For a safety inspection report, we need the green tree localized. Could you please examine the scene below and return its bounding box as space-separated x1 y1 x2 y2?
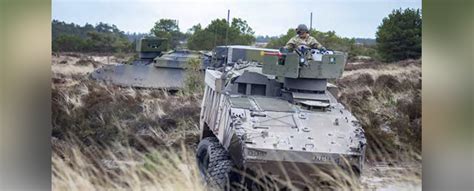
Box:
188 24 202 34
52 34 86 52
229 18 255 45
376 8 422 62
187 18 256 50
86 31 115 52
52 20 133 53
150 19 182 49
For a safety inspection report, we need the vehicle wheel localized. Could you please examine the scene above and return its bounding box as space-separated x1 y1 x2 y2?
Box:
196 137 236 189
351 165 361 178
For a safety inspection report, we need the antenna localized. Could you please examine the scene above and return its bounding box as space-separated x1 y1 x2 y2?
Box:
221 10 231 79
213 24 217 48
310 12 313 31
225 9 230 47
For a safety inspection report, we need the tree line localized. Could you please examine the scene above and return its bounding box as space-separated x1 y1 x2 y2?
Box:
149 18 255 50
52 20 133 53
53 8 421 62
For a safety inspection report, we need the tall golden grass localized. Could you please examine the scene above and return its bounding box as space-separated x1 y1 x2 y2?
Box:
52 142 205 191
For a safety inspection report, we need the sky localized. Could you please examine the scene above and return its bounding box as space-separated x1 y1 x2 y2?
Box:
52 0 421 38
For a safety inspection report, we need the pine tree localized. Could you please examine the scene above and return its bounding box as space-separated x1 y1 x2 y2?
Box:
376 8 422 62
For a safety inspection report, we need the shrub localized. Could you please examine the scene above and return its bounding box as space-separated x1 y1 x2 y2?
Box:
183 58 204 95
376 8 422 62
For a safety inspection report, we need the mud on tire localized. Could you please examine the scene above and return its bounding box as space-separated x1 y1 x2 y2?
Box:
196 137 236 189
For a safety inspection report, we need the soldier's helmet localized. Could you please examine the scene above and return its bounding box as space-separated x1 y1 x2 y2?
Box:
296 24 309 33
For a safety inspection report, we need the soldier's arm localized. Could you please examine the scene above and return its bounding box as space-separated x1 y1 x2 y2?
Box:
284 37 296 50
310 38 323 49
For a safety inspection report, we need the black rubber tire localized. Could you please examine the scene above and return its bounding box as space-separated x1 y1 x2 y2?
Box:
196 137 236 190
351 165 362 178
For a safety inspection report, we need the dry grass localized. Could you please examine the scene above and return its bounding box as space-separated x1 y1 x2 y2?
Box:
52 142 205 191
52 138 420 190
52 138 367 190
337 59 422 158
52 81 201 148
52 52 206 189
51 53 421 190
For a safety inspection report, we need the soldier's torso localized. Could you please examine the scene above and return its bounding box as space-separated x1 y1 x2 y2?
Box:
289 35 316 46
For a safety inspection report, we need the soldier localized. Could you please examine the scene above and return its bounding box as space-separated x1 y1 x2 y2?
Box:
285 24 326 51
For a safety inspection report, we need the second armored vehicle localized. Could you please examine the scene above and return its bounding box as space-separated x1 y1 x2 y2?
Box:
92 37 210 89
196 46 366 189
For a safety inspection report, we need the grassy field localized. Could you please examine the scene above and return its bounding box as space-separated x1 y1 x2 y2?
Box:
51 53 421 190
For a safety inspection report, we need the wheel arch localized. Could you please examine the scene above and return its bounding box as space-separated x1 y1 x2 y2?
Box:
200 122 216 140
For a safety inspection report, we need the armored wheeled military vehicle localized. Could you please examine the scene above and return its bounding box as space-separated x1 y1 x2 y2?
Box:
196 45 366 189
92 37 210 89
